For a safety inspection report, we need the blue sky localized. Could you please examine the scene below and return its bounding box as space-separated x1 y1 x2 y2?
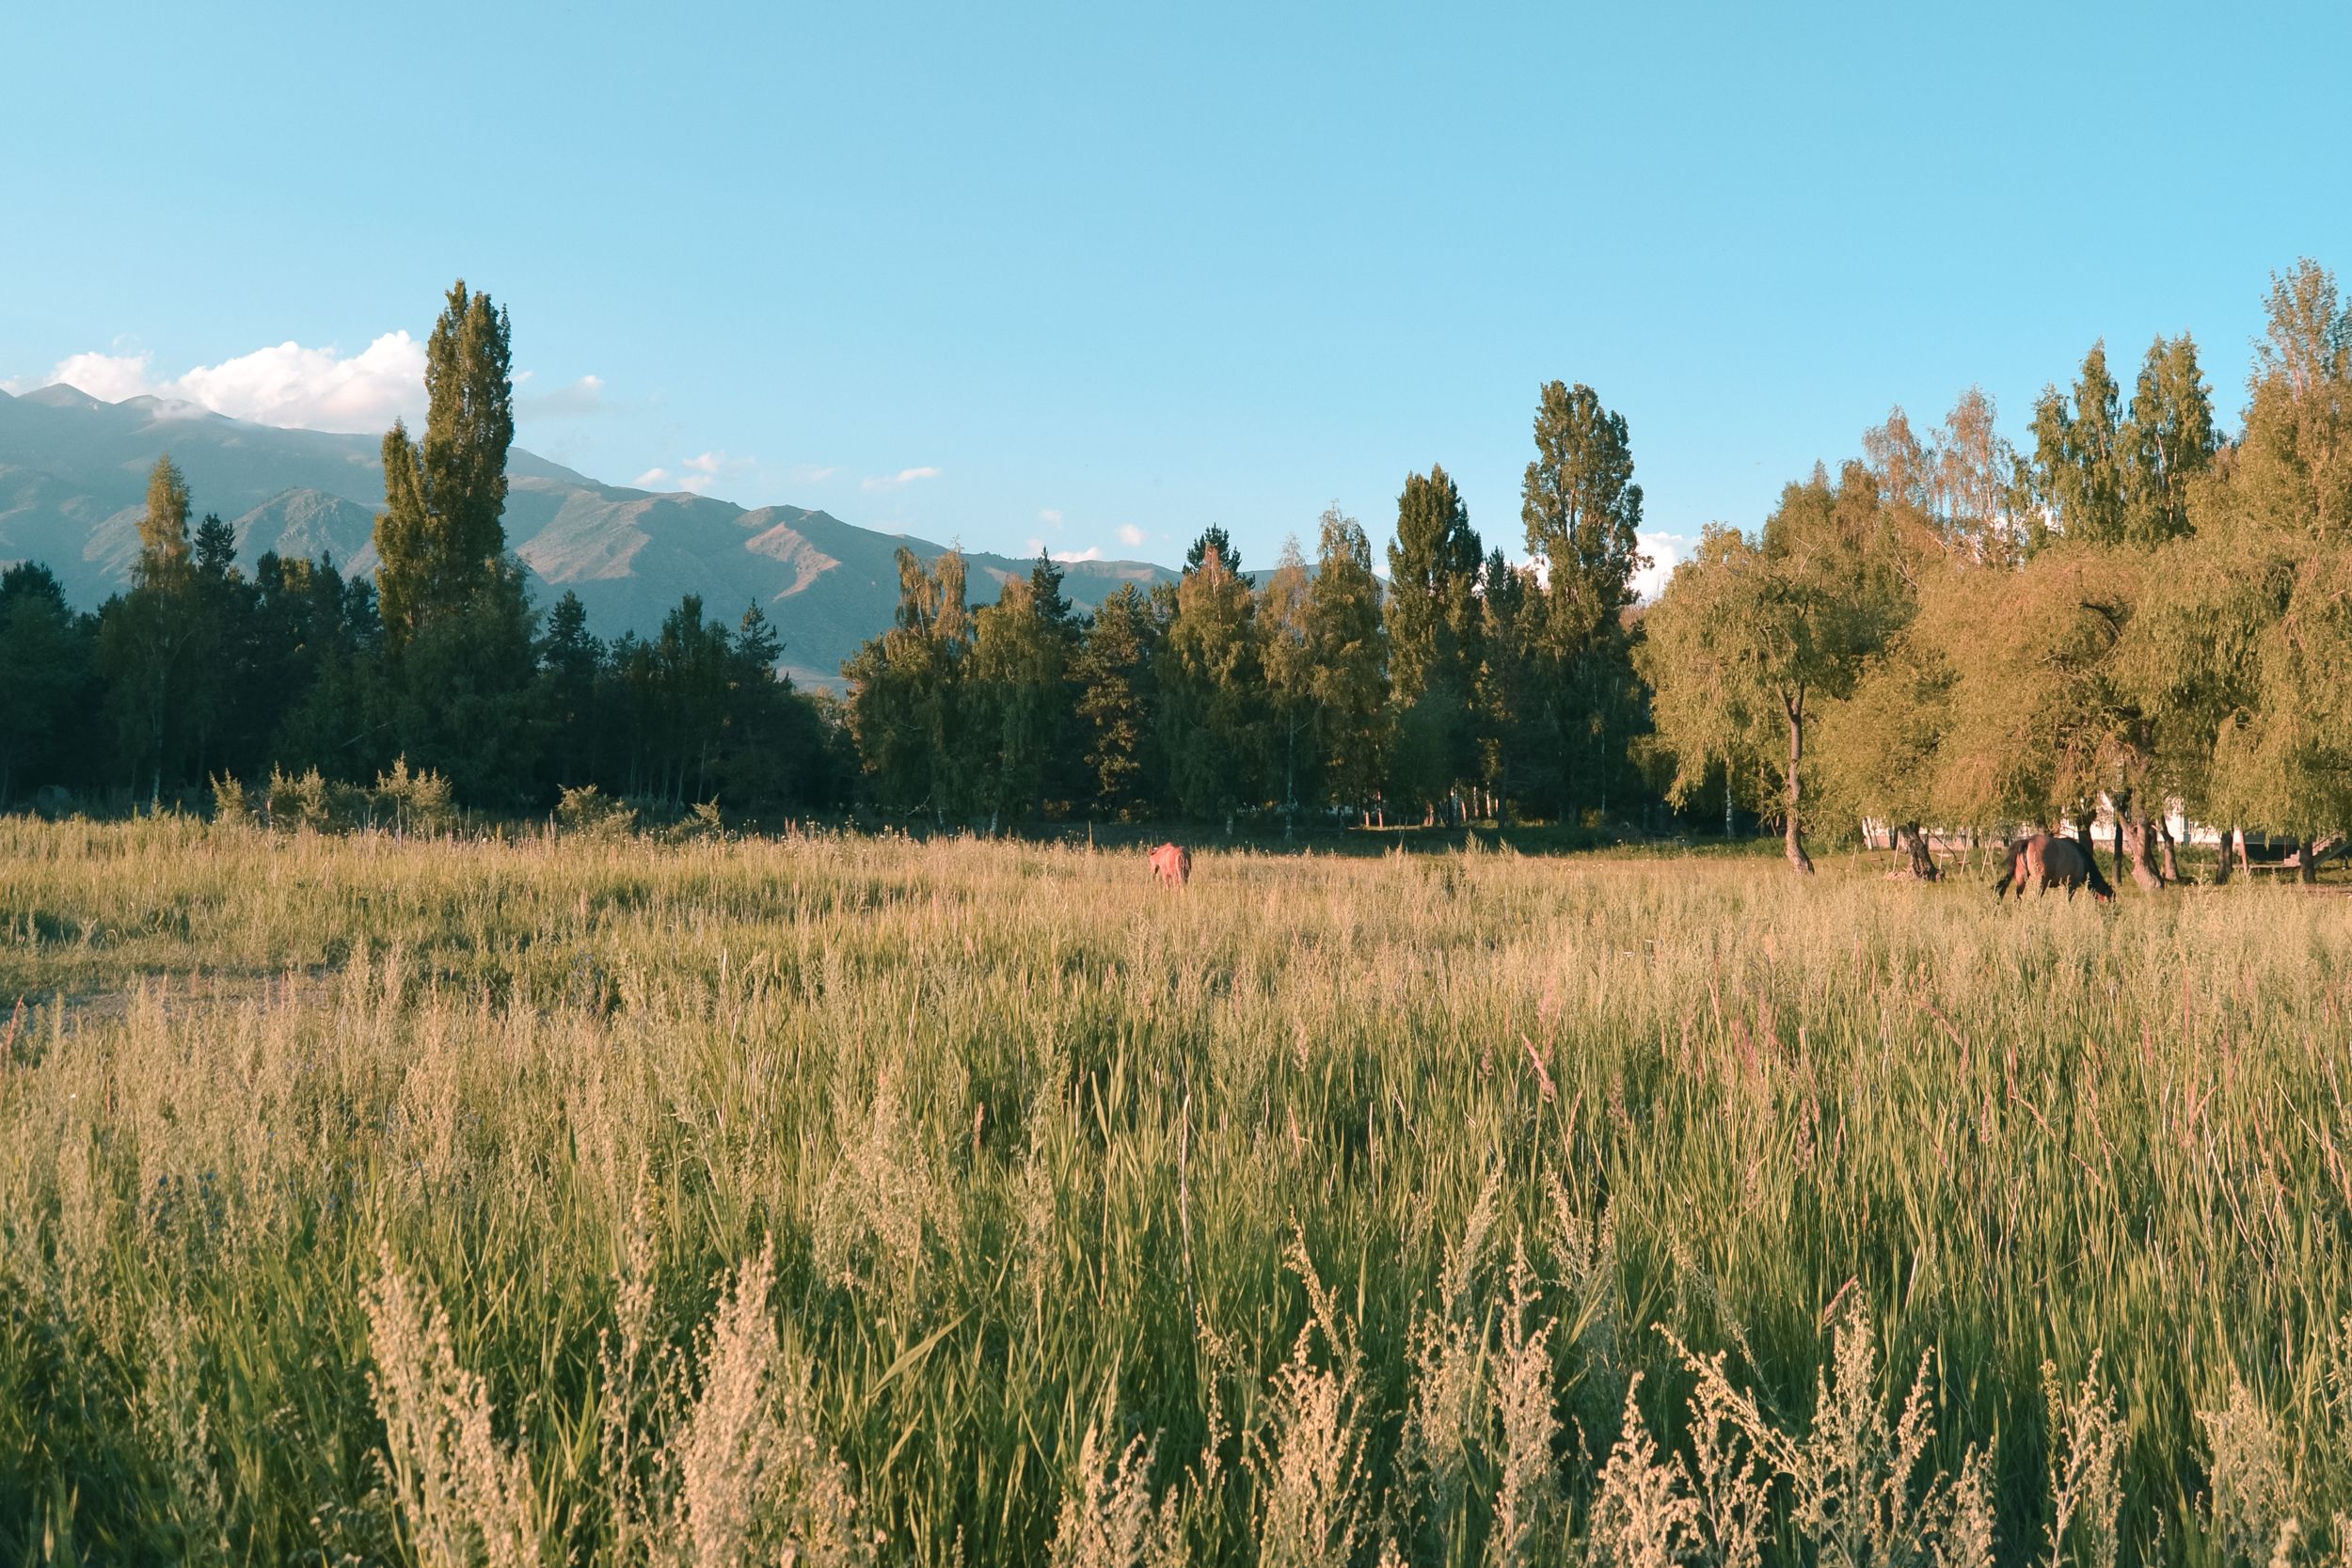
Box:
7 1 2349 587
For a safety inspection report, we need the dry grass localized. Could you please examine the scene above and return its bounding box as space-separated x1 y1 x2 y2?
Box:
3 817 2352 1564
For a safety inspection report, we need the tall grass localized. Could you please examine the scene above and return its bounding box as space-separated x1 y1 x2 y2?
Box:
2 818 2349 1564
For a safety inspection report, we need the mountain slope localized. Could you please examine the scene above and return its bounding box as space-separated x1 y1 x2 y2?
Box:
0 386 1177 688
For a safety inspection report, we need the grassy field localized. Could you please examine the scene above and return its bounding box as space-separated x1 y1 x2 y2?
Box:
3 819 2349 1566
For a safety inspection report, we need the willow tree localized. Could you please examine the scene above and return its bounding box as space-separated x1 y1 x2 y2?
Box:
2196 261 2352 878
1641 464 1908 875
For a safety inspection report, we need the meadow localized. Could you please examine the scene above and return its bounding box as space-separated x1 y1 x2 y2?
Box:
2 819 2349 1567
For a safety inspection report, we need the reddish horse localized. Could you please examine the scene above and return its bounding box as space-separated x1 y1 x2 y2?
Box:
1149 843 1193 887
1993 833 2115 902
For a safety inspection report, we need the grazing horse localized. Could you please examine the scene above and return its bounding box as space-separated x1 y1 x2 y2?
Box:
1149 842 1193 887
1993 833 2114 902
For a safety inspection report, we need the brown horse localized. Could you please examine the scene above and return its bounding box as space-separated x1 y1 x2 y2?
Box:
1148 842 1193 887
1993 833 2115 902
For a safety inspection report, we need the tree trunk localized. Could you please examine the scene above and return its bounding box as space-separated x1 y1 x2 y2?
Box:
2156 813 2182 884
1784 694 1814 876
2213 825 2236 885
2300 833 2320 885
1895 822 1939 879
2109 793 2127 884
2121 797 2165 892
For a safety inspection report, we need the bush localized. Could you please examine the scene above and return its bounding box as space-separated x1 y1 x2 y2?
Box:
374 757 455 838
555 784 637 839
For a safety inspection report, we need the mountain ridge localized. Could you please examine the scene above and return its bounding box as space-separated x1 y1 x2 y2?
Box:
0 385 1179 689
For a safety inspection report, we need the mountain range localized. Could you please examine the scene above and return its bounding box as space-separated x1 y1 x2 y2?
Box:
0 385 1180 689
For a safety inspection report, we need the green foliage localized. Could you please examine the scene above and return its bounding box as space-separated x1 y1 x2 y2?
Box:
844 547 975 822
554 781 637 836
1302 505 1391 816
1071 583 1163 818
1641 464 1909 870
1158 541 1264 823
0 562 97 805
374 756 456 836
374 280 518 653
1387 467 1483 815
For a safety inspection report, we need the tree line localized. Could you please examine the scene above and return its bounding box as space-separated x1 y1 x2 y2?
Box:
0 282 852 823
839 375 1656 834
1640 258 2352 881
6 262 2343 860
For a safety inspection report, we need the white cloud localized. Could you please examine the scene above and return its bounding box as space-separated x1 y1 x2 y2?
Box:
12 333 431 434
521 373 605 417
12 335 619 440
40 350 159 403
1052 546 1106 563
1039 508 1064 526
1117 524 1147 548
789 463 837 483
1630 531 1689 602
1024 536 1045 556
175 334 428 433
631 467 671 487
861 465 941 491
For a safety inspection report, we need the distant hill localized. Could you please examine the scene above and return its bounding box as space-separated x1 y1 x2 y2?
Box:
0 385 1179 689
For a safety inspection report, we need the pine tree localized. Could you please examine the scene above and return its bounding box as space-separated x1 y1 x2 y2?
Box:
1184 526 1242 578
1071 582 1161 818
1160 542 1263 828
535 591 606 789
0 563 97 805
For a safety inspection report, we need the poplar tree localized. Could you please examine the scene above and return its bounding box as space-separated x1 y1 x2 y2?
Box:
374 280 518 650
2031 344 2129 544
1521 380 1647 821
1386 465 1482 817
1258 536 1316 832
371 281 539 800
101 455 199 805
1303 504 1390 823
2122 334 2218 545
